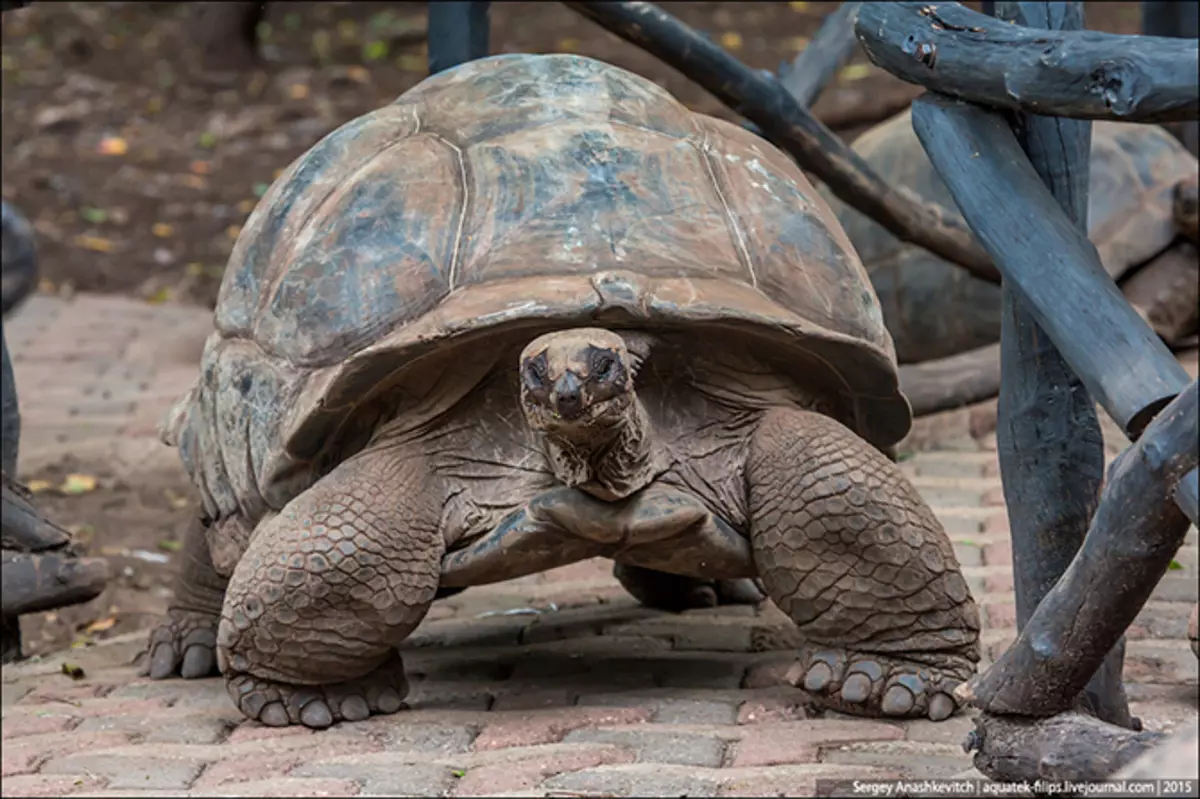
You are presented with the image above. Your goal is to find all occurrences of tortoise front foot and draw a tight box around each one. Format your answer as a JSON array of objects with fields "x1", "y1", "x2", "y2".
[
  {"x1": 788, "y1": 645, "x2": 965, "y2": 720},
  {"x1": 226, "y1": 653, "x2": 408, "y2": 729},
  {"x1": 746, "y1": 408, "x2": 981, "y2": 722},
  {"x1": 613, "y1": 562, "x2": 765, "y2": 611}
]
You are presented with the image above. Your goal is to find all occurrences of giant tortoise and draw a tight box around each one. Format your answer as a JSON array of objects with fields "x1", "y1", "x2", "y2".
[
  {"x1": 825, "y1": 110, "x2": 1200, "y2": 364},
  {"x1": 144, "y1": 54, "x2": 981, "y2": 729}
]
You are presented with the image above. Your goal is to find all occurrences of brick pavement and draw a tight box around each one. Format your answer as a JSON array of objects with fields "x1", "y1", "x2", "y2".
[{"x1": 2, "y1": 295, "x2": 1197, "y2": 797}]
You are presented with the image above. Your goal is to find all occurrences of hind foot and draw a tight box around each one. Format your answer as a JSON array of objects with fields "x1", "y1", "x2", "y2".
[
  {"x1": 613, "y1": 562, "x2": 765, "y2": 611},
  {"x1": 786, "y1": 645, "x2": 967, "y2": 721},
  {"x1": 224, "y1": 652, "x2": 409, "y2": 729},
  {"x1": 142, "y1": 608, "x2": 220, "y2": 680}
]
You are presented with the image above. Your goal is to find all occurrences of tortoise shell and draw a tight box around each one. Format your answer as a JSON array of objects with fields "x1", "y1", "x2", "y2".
[
  {"x1": 164, "y1": 54, "x2": 906, "y2": 522},
  {"x1": 824, "y1": 109, "x2": 1198, "y2": 363}
]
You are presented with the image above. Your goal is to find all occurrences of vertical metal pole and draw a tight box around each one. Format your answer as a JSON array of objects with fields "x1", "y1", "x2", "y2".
[
  {"x1": 1142, "y1": 1, "x2": 1199, "y2": 155},
  {"x1": 427, "y1": 2, "x2": 491, "y2": 75},
  {"x1": 990, "y1": 2, "x2": 1131, "y2": 728}
]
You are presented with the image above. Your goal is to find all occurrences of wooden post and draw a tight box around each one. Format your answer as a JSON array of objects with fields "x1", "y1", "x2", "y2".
[
  {"x1": 427, "y1": 1, "x2": 491, "y2": 75},
  {"x1": 909, "y1": 94, "x2": 1192, "y2": 439},
  {"x1": 959, "y1": 380, "x2": 1197, "y2": 717},
  {"x1": 988, "y1": 1, "x2": 1127, "y2": 728},
  {"x1": 780, "y1": 2, "x2": 862, "y2": 108},
  {"x1": 1143, "y1": 0, "x2": 1199, "y2": 154},
  {"x1": 565, "y1": 1, "x2": 1001, "y2": 284},
  {"x1": 855, "y1": 2, "x2": 1200, "y2": 123}
]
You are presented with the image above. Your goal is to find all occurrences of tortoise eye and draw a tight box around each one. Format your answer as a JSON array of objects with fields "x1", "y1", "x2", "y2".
[
  {"x1": 592, "y1": 354, "x2": 616, "y2": 381},
  {"x1": 524, "y1": 359, "x2": 546, "y2": 388}
]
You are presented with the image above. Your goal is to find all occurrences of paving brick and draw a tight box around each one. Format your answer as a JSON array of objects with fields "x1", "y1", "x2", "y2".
[
  {"x1": 194, "y1": 737, "x2": 380, "y2": 789},
  {"x1": 473, "y1": 706, "x2": 654, "y2": 751},
  {"x1": 741, "y1": 658, "x2": 794, "y2": 689},
  {"x1": 454, "y1": 744, "x2": 634, "y2": 796},
  {"x1": 717, "y1": 763, "x2": 904, "y2": 797},
  {"x1": 19, "y1": 681, "x2": 116, "y2": 704},
  {"x1": 542, "y1": 762, "x2": 724, "y2": 796},
  {"x1": 651, "y1": 698, "x2": 739, "y2": 725},
  {"x1": 40, "y1": 753, "x2": 205, "y2": 790},
  {"x1": 567, "y1": 726, "x2": 726, "y2": 767},
  {"x1": 2, "y1": 731, "x2": 133, "y2": 777},
  {"x1": 0, "y1": 773, "x2": 107, "y2": 797},
  {"x1": 77, "y1": 712, "x2": 235, "y2": 744},
  {"x1": 225, "y1": 723, "x2": 315, "y2": 744},
  {"x1": 730, "y1": 720, "x2": 905, "y2": 767},
  {"x1": 982, "y1": 599, "x2": 1017, "y2": 630},
  {"x1": 900, "y1": 715, "x2": 979, "y2": 745},
  {"x1": 821, "y1": 740, "x2": 973, "y2": 778},
  {"x1": 292, "y1": 760, "x2": 455, "y2": 797},
  {"x1": 982, "y1": 540, "x2": 1013, "y2": 568},
  {"x1": 1, "y1": 682, "x2": 34, "y2": 707},
  {"x1": 1, "y1": 711, "x2": 80, "y2": 738},
  {"x1": 208, "y1": 777, "x2": 361, "y2": 797},
  {"x1": 335, "y1": 719, "x2": 478, "y2": 754},
  {"x1": 736, "y1": 696, "x2": 807, "y2": 725}
]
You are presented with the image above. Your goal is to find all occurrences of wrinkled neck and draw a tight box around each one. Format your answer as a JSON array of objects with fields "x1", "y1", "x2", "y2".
[{"x1": 544, "y1": 399, "x2": 659, "y2": 501}]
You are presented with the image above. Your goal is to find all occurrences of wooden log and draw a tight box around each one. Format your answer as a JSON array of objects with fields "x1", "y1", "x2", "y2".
[
  {"x1": 910, "y1": 93, "x2": 1192, "y2": 438},
  {"x1": 899, "y1": 343, "x2": 1000, "y2": 416},
  {"x1": 1175, "y1": 174, "x2": 1199, "y2": 245},
  {"x1": 427, "y1": 1, "x2": 490, "y2": 75},
  {"x1": 965, "y1": 711, "x2": 1167, "y2": 783},
  {"x1": 988, "y1": 1, "x2": 1125, "y2": 729},
  {"x1": 1115, "y1": 720, "x2": 1200, "y2": 780},
  {"x1": 855, "y1": 2, "x2": 1200, "y2": 124},
  {"x1": 1123, "y1": 244, "x2": 1200, "y2": 344},
  {"x1": 1143, "y1": 1, "x2": 1199, "y2": 156},
  {"x1": 1, "y1": 549, "x2": 110, "y2": 617},
  {"x1": 1175, "y1": 467, "x2": 1199, "y2": 526},
  {"x1": 780, "y1": 2, "x2": 861, "y2": 108},
  {"x1": 1, "y1": 474, "x2": 72, "y2": 554},
  {"x1": 0, "y1": 328, "x2": 18, "y2": 478},
  {"x1": 958, "y1": 380, "x2": 1198, "y2": 717},
  {"x1": 565, "y1": 1, "x2": 1001, "y2": 284}
]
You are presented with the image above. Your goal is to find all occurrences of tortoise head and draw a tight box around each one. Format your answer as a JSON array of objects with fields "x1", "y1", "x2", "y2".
[{"x1": 519, "y1": 328, "x2": 636, "y2": 438}]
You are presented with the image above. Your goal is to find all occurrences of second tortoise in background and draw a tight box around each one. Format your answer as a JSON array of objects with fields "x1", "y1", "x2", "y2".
[{"x1": 826, "y1": 110, "x2": 1200, "y2": 365}]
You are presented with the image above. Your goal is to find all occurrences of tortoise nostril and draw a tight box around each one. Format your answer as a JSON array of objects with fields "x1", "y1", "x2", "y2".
[{"x1": 552, "y1": 373, "x2": 585, "y2": 418}]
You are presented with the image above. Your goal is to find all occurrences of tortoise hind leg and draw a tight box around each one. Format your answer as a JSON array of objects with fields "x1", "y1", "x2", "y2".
[
  {"x1": 144, "y1": 513, "x2": 229, "y2": 680},
  {"x1": 746, "y1": 407, "x2": 981, "y2": 721},
  {"x1": 217, "y1": 447, "x2": 443, "y2": 728},
  {"x1": 613, "y1": 562, "x2": 765, "y2": 611}
]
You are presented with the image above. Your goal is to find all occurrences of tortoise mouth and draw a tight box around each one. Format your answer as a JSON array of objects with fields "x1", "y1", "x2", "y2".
[{"x1": 523, "y1": 392, "x2": 632, "y2": 437}]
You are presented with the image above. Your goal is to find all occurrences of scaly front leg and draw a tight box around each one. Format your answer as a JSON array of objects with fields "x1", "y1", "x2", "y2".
[
  {"x1": 217, "y1": 446, "x2": 444, "y2": 728},
  {"x1": 746, "y1": 408, "x2": 981, "y2": 721}
]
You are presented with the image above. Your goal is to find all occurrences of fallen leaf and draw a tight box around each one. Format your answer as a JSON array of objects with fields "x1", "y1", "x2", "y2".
[
  {"x1": 839, "y1": 63, "x2": 873, "y2": 81},
  {"x1": 163, "y1": 489, "x2": 190, "y2": 510},
  {"x1": 363, "y1": 40, "x2": 388, "y2": 62},
  {"x1": 789, "y1": 1, "x2": 810, "y2": 10},
  {"x1": 73, "y1": 235, "x2": 114, "y2": 253},
  {"x1": 720, "y1": 31, "x2": 743, "y2": 51},
  {"x1": 180, "y1": 175, "x2": 208, "y2": 190},
  {"x1": 1168, "y1": 559, "x2": 1184, "y2": 570},
  {"x1": 61, "y1": 662, "x2": 86, "y2": 680},
  {"x1": 288, "y1": 83, "x2": 310, "y2": 100},
  {"x1": 152, "y1": 223, "x2": 174, "y2": 238},
  {"x1": 158, "y1": 539, "x2": 183, "y2": 552},
  {"x1": 26, "y1": 479, "x2": 52, "y2": 493},
  {"x1": 145, "y1": 96, "x2": 163, "y2": 114},
  {"x1": 786, "y1": 36, "x2": 810, "y2": 52},
  {"x1": 84, "y1": 616, "x2": 117, "y2": 634},
  {"x1": 59, "y1": 474, "x2": 98, "y2": 495},
  {"x1": 238, "y1": 198, "x2": 257, "y2": 213},
  {"x1": 226, "y1": 224, "x2": 243, "y2": 241},
  {"x1": 97, "y1": 135, "x2": 128, "y2": 156},
  {"x1": 344, "y1": 65, "x2": 370, "y2": 84},
  {"x1": 146, "y1": 287, "x2": 172, "y2": 305},
  {"x1": 272, "y1": 168, "x2": 285, "y2": 180},
  {"x1": 557, "y1": 37, "x2": 581, "y2": 52},
  {"x1": 197, "y1": 131, "x2": 218, "y2": 149},
  {"x1": 190, "y1": 160, "x2": 212, "y2": 175},
  {"x1": 337, "y1": 18, "x2": 358, "y2": 41},
  {"x1": 80, "y1": 207, "x2": 107, "y2": 224}
]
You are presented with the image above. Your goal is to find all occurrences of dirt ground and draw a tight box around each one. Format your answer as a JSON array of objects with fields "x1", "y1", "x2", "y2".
[{"x1": 1, "y1": 1, "x2": 1146, "y2": 657}]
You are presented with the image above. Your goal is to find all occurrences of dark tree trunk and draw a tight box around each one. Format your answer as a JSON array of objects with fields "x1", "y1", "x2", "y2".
[
  {"x1": 195, "y1": 2, "x2": 264, "y2": 72},
  {"x1": 1143, "y1": 0, "x2": 1199, "y2": 155},
  {"x1": 909, "y1": 93, "x2": 1192, "y2": 440},
  {"x1": 427, "y1": 2, "x2": 491, "y2": 75},
  {"x1": 779, "y1": 2, "x2": 861, "y2": 108},
  {"x1": 988, "y1": 1, "x2": 1127, "y2": 729}
]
